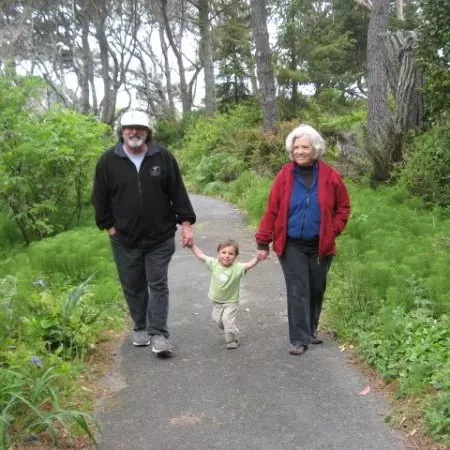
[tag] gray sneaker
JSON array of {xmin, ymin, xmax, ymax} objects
[
  {"xmin": 132, "ymin": 330, "xmax": 151, "ymax": 347},
  {"xmin": 151, "ymin": 335, "xmax": 173, "ymax": 356},
  {"xmin": 226, "ymin": 340, "xmax": 239, "ymax": 349}
]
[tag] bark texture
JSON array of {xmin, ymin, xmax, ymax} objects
[
  {"xmin": 366, "ymin": 0, "xmax": 393, "ymax": 182},
  {"xmin": 160, "ymin": 0, "xmax": 191, "ymax": 113},
  {"xmin": 381, "ymin": 31, "xmax": 425, "ymax": 133},
  {"xmin": 198, "ymin": 0, "xmax": 215, "ymax": 116},
  {"xmin": 250, "ymin": 0, "xmax": 277, "ymax": 133}
]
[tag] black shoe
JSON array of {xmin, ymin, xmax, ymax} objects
[
  {"xmin": 289, "ymin": 344, "xmax": 307, "ymax": 355},
  {"xmin": 310, "ymin": 336, "xmax": 323, "ymax": 344}
]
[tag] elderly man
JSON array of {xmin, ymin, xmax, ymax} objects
[{"xmin": 92, "ymin": 110, "xmax": 196, "ymax": 357}]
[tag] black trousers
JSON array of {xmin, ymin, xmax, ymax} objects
[
  {"xmin": 110, "ymin": 236, "xmax": 175, "ymax": 338},
  {"xmin": 279, "ymin": 238, "xmax": 332, "ymax": 347}
]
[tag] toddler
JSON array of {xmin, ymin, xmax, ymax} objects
[{"xmin": 189, "ymin": 239, "xmax": 261, "ymax": 349}]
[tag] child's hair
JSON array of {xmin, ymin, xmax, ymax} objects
[{"xmin": 217, "ymin": 239, "xmax": 239, "ymax": 256}]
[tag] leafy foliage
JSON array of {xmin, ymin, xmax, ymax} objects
[
  {"xmin": 178, "ymin": 100, "xmax": 367, "ymax": 190},
  {"xmin": 0, "ymin": 227, "xmax": 124, "ymax": 446},
  {"xmin": 214, "ymin": 1, "xmax": 255, "ymax": 110},
  {"xmin": 274, "ymin": 0, "xmax": 368, "ymax": 105},
  {"xmin": 325, "ymin": 183, "xmax": 449, "ymax": 442},
  {"xmin": 0, "ymin": 76, "xmax": 113, "ymax": 245},
  {"xmin": 153, "ymin": 112, "xmax": 201, "ymax": 148},
  {"xmin": 398, "ymin": 123, "xmax": 450, "ymax": 207},
  {"xmin": 0, "ymin": 365, "xmax": 99, "ymax": 448},
  {"xmin": 173, "ymin": 103, "xmax": 261, "ymax": 178},
  {"xmin": 416, "ymin": 0, "xmax": 450, "ymax": 121}
]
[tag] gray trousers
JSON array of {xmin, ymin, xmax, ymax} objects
[
  {"xmin": 279, "ymin": 239, "xmax": 332, "ymax": 347},
  {"xmin": 110, "ymin": 236, "xmax": 175, "ymax": 338}
]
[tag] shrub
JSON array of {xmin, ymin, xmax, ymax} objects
[
  {"xmin": 174, "ymin": 104, "xmax": 262, "ymax": 177},
  {"xmin": 153, "ymin": 113, "xmax": 201, "ymax": 148},
  {"xmin": 415, "ymin": 0, "xmax": 450, "ymax": 121},
  {"xmin": 398, "ymin": 123, "xmax": 450, "ymax": 207},
  {"xmin": 154, "ymin": 119, "xmax": 184, "ymax": 147},
  {"xmin": 194, "ymin": 153, "xmax": 242, "ymax": 186},
  {"xmin": 0, "ymin": 76, "xmax": 113, "ymax": 245},
  {"xmin": 248, "ymin": 122, "xmax": 294, "ymax": 176},
  {"xmin": 0, "ymin": 208, "xmax": 27, "ymax": 251}
]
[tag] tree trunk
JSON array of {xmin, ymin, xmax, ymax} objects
[
  {"xmin": 366, "ymin": 0, "xmax": 394, "ymax": 182},
  {"xmin": 396, "ymin": 0, "xmax": 404, "ymax": 21},
  {"xmin": 381, "ymin": 31, "xmax": 425, "ymax": 134},
  {"xmin": 78, "ymin": 12, "xmax": 91, "ymax": 114},
  {"xmin": 90, "ymin": 76, "xmax": 98, "ymax": 115},
  {"xmin": 198, "ymin": 0, "xmax": 215, "ymax": 116},
  {"xmin": 158, "ymin": 23, "xmax": 176, "ymax": 118},
  {"xmin": 96, "ymin": 18, "xmax": 115, "ymax": 124},
  {"xmin": 246, "ymin": 59, "xmax": 258, "ymax": 95},
  {"xmin": 94, "ymin": 0, "xmax": 138, "ymax": 125},
  {"xmin": 249, "ymin": 0, "xmax": 277, "ymax": 133},
  {"xmin": 160, "ymin": 0, "xmax": 191, "ymax": 113}
]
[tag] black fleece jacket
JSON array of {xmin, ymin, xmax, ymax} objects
[{"xmin": 92, "ymin": 141, "xmax": 196, "ymax": 247}]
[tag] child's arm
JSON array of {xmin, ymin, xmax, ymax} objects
[
  {"xmin": 243, "ymin": 254, "xmax": 262, "ymax": 272},
  {"xmin": 190, "ymin": 243, "xmax": 208, "ymax": 263}
]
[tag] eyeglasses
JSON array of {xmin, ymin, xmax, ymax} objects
[{"xmin": 123, "ymin": 126, "xmax": 148, "ymax": 131}]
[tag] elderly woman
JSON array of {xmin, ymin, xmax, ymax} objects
[{"xmin": 256, "ymin": 124, "xmax": 350, "ymax": 356}]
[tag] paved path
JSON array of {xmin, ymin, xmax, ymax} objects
[{"xmin": 95, "ymin": 194, "xmax": 405, "ymax": 450}]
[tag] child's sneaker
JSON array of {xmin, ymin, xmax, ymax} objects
[{"xmin": 226, "ymin": 340, "xmax": 239, "ymax": 349}]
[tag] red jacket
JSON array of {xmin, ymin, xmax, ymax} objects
[{"xmin": 255, "ymin": 160, "xmax": 350, "ymax": 258}]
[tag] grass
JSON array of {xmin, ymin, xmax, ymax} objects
[
  {"xmin": 0, "ymin": 227, "xmax": 124, "ymax": 448},
  {"xmin": 324, "ymin": 183, "xmax": 450, "ymax": 444}
]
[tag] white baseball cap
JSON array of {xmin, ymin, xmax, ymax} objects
[{"xmin": 120, "ymin": 110, "xmax": 150, "ymax": 129}]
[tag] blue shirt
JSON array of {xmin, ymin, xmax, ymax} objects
[{"xmin": 287, "ymin": 164, "xmax": 320, "ymax": 240}]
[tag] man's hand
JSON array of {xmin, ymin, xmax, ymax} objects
[
  {"xmin": 180, "ymin": 222, "xmax": 194, "ymax": 248},
  {"xmin": 107, "ymin": 227, "xmax": 117, "ymax": 236}
]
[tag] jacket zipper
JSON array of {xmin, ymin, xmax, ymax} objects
[
  {"xmin": 125, "ymin": 156, "xmax": 144, "ymax": 210},
  {"xmin": 137, "ymin": 162, "xmax": 144, "ymax": 211},
  {"xmin": 299, "ymin": 192, "xmax": 310, "ymax": 239},
  {"xmin": 137, "ymin": 175, "xmax": 142, "ymax": 202}
]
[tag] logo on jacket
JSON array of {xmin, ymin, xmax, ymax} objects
[{"xmin": 150, "ymin": 166, "xmax": 161, "ymax": 176}]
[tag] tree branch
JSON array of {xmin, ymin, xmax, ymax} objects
[{"xmin": 355, "ymin": 0, "xmax": 372, "ymax": 11}]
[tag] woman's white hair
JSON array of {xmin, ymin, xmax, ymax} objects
[{"xmin": 285, "ymin": 124, "xmax": 326, "ymax": 161}]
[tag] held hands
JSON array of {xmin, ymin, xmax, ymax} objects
[
  {"xmin": 257, "ymin": 249, "xmax": 269, "ymax": 261},
  {"xmin": 180, "ymin": 222, "xmax": 194, "ymax": 248}
]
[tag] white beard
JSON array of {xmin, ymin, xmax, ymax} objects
[{"xmin": 126, "ymin": 136, "xmax": 145, "ymax": 149}]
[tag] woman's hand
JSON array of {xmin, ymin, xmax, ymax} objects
[{"xmin": 257, "ymin": 249, "xmax": 269, "ymax": 261}]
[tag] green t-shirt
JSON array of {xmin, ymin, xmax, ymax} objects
[{"xmin": 205, "ymin": 257, "xmax": 247, "ymax": 303}]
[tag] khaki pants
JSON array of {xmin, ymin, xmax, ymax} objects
[{"xmin": 212, "ymin": 302, "xmax": 239, "ymax": 342}]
